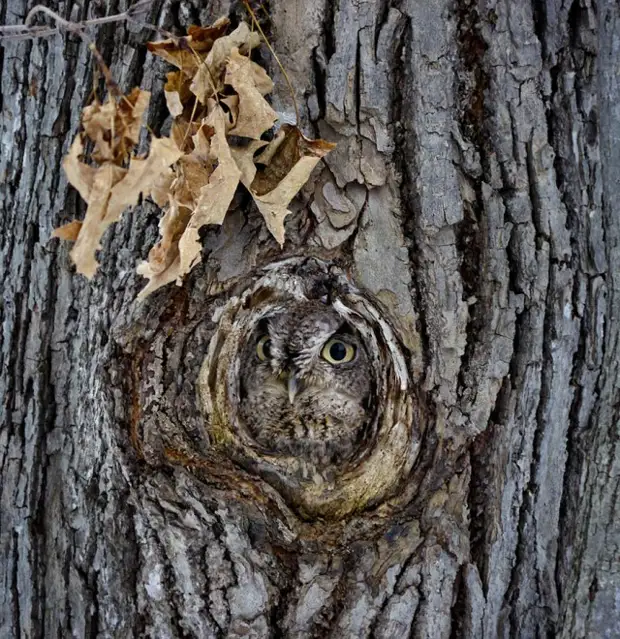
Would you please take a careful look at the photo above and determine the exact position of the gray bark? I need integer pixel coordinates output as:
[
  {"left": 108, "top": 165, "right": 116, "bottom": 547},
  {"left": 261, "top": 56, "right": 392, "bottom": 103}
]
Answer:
[{"left": 1, "top": 0, "right": 619, "bottom": 637}]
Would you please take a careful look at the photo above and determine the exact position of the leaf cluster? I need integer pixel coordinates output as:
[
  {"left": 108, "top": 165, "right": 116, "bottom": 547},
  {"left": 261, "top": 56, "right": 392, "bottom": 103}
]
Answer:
[{"left": 55, "top": 16, "right": 334, "bottom": 298}]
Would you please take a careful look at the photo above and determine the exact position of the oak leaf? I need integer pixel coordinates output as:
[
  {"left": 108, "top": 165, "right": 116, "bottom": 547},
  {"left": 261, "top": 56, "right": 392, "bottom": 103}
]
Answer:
[
  {"left": 51, "top": 220, "right": 83, "bottom": 241},
  {"left": 61, "top": 135, "right": 181, "bottom": 278},
  {"left": 146, "top": 18, "right": 230, "bottom": 77},
  {"left": 177, "top": 105, "right": 241, "bottom": 275},
  {"left": 81, "top": 88, "right": 150, "bottom": 164},
  {"left": 150, "top": 168, "right": 175, "bottom": 207},
  {"left": 69, "top": 164, "right": 127, "bottom": 278},
  {"left": 62, "top": 136, "right": 96, "bottom": 201},
  {"left": 164, "top": 71, "right": 192, "bottom": 118},
  {"left": 190, "top": 22, "right": 260, "bottom": 103},
  {"left": 230, "top": 139, "right": 268, "bottom": 187},
  {"left": 249, "top": 125, "right": 336, "bottom": 245},
  {"left": 137, "top": 197, "right": 191, "bottom": 298},
  {"left": 225, "top": 48, "right": 277, "bottom": 139},
  {"left": 107, "top": 136, "right": 183, "bottom": 221}
]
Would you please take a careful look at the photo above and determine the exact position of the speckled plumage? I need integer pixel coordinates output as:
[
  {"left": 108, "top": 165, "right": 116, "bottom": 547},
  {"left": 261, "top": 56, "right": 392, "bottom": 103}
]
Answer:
[{"left": 239, "top": 301, "right": 372, "bottom": 467}]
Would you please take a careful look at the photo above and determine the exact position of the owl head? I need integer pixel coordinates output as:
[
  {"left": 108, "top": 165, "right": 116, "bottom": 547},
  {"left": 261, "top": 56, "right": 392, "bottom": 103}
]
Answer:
[{"left": 239, "top": 301, "right": 373, "bottom": 467}]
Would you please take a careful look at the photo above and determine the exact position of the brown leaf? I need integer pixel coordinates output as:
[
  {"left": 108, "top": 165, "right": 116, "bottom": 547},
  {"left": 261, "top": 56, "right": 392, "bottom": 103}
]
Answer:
[
  {"left": 107, "top": 136, "right": 184, "bottom": 221},
  {"left": 167, "top": 121, "right": 216, "bottom": 208},
  {"left": 137, "top": 198, "right": 192, "bottom": 298},
  {"left": 62, "top": 136, "right": 97, "bottom": 201},
  {"left": 147, "top": 18, "right": 231, "bottom": 77},
  {"left": 177, "top": 106, "right": 241, "bottom": 275},
  {"left": 208, "top": 22, "right": 260, "bottom": 72},
  {"left": 51, "top": 220, "right": 83, "bottom": 241},
  {"left": 173, "top": 155, "right": 215, "bottom": 207},
  {"left": 165, "top": 90, "right": 185, "bottom": 118},
  {"left": 190, "top": 22, "right": 260, "bottom": 103},
  {"left": 227, "top": 47, "right": 273, "bottom": 96},
  {"left": 171, "top": 117, "right": 200, "bottom": 153},
  {"left": 253, "top": 127, "right": 286, "bottom": 166},
  {"left": 186, "top": 18, "right": 230, "bottom": 51},
  {"left": 138, "top": 255, "right": 181, "bottom": 299},
  {"left": 221, "top": 95, "right": 239, "bottom": 130},
  {"left": 81, "top": 88, "right": 150, "bottom": 164},
  {"left": 70, "top": 164, "right": 127, "bottom": 278},
  {"left": 251, "top": 125, "right": 335, "bottom": 195},
  {"left": 164, "top": 71, "right": 192, "bottom": 118},
  {"left": 150, "top": 168, "right": 175, "bottom": 207},
  {"left": 252, "top": 200, "right": 290, "bottom": 245},
  {"left": 149, "top": 199, "right": 192, "bottom": 274},
  {"left": 230, "top": 139, "right": 268, "bottom": 187},
  {"left": 118, "top": 88, "right": 151, "bottom": 146},
  {"left": 62, "top": 136, "right": 181, "bottom": 279},
  {"left": 147, "top": 40, "right": 198, "bottom": 77},
  {"left": 225, "top": 48, "right": 277, "bottom": 139},
  {"left": 249, "top": 126, "right": 335, "bottom": 245},
  {"left": 189, "top": 63, "right": 218, "bottom": 106},
  {"left": 191, "top": 122, "right": 213, "bottom": 161}
]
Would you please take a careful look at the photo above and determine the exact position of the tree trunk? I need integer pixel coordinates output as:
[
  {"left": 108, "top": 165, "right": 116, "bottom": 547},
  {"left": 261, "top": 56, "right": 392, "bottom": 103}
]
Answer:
[{"left": 1, "top": 0, "right": 619, "bottom": 637}]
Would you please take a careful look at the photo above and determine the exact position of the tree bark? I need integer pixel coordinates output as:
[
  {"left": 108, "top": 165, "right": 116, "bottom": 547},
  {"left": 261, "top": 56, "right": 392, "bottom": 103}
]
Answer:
[{"left": 1, "top": 0, "right": 619, "bottom": 637}]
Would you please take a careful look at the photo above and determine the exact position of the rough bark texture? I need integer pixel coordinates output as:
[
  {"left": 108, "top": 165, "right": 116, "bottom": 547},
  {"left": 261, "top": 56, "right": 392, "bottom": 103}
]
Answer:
[{"left": 1, "top": 0, "right": 619, "bottom": 637}]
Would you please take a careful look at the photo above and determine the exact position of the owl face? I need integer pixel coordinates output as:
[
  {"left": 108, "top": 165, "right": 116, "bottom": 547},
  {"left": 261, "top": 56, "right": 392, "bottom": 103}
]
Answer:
[{"left": 239, "top": 301, "right": 373, "bottom": 467}]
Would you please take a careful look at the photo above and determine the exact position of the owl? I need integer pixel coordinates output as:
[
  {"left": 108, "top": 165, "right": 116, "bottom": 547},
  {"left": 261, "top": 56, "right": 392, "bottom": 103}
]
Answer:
[{"left": 239, "top": 301, "right": 373, "bottom": 467}]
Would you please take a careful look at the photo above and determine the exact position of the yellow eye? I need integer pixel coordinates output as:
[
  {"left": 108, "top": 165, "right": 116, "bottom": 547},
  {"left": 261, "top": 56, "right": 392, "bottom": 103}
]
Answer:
[
  {"left": 256, "top": 335, "right": 272, "bottom": 361},
  {"left": 321, "top": 339, "right": 356, "bottom": 364}
]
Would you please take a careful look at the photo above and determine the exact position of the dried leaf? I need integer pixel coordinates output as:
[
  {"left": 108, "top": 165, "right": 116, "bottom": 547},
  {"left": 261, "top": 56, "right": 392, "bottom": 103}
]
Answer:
[
  {"left": 227, "top": 47, "right": 273, "bottom": 96},
  {"left": 252, "top": 200, "right": 290, "bottom": 245},
  {"left": 138, "top": 255, "right": 181, "bottom": 299},
  {"left": 177, "top": 106, "right": 241, "bottom": 276},
  {"left": 254, "top": 127, "right": 286, "bottom": 166},
  {"left": 147, "top": 18, "right": 231, "bottom": 77},
  {"left": 147, "top": 41, "right": 198, "bottom": 77},
  {"left": 118, "top": 88, "right": 151, "bottom": 146},
  {"left": 230, "top": 139, "right": 268, "bottom": 187},
  {"left": 107, "top": 136, "right": 183, "bottom": 221},
  {"left": 186, "top": 18, "right": 230, "bottom": 51},
  {"left": 51, "top": 220, "right": 83, "bottom": 241},
  {"left": 191, "top": 122, "right": 213, "bottom": 161},
  {"left": 150, "top": 167, "right": 175, "bottom": 207},
  {"left": 189, "top": 63, "right": 218, "bottom": 105},
  {"left": 251, "top": 125, "right": 335, "bottom": 195},
  {"left": 208, "top": 22, "right": 260, "bottom": 73},
  {"left": 221, "top": 95, "right": 239, "bottom": 129},
  {"left": 171, "top": 117, "right": 200, "bottom": 153},
  {"left": 137, "top": 198, "right": 192, "bottom": 297},
  {"left": 70, "top": 164, "right": 127, "bottom": 278},
  {"left": 225, "top": 48, "right": 277, "bottom": 139},
  {"left": 166, "top": 91, "right": 184, "bottom": 118},
  {"left": 148, "top": 199, "right": 192, "bottom": 274},
  {"left": 164, "top": 71, "right": 192, "bottom": 118},
  {"left": 81, "top": 88, "right": 150, "bottom": 164},
  {"left": 62, "top": 136, "right": 96, "bottom": 201},
  {"left": 249, "top": 125, "right": 335, "bottom": 245},
  {"left": 190, "top": 22, "right": 260, "bottom": 103},
  {"left": 174, "top": 155, "right": 215, "bottom": 206}
]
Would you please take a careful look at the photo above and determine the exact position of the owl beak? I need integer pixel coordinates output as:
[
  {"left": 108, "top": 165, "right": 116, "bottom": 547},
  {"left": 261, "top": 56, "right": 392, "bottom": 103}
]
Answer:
[{"left": 287, "top": 374, "right": 300, "bottom": 405}]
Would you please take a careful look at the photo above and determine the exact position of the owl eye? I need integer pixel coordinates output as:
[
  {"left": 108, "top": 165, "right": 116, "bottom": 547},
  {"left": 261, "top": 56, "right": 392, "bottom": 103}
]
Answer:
[
  {"left": 321, "top": 338, "right": 356, "bottom": 364},
  {"left": 256, "top": 335, "right": 272, "bottom": 361}
]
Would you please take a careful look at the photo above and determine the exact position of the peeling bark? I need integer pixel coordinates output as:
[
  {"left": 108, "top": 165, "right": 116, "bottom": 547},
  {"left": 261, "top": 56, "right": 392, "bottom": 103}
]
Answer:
[{"left": 1, "top": 0, "right": 619, "bottom": 637}]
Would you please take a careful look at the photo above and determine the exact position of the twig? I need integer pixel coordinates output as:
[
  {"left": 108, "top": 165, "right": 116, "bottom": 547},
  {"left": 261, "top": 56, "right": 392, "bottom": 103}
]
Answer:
[
  {"left": 0, "top": 1, "right": 154, "bottom": 42},
  {"left": 88, "top": 43, "right": 122, "bottom": 96},
  {"left": 242, "top": 0, "right": 300, "bottom": 126}
]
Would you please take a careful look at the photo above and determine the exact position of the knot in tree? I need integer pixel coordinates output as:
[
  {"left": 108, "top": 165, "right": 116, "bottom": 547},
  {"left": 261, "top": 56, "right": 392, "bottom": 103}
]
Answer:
[{"left": 198, "top": 258, "right": 421, "bottom": 520}]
